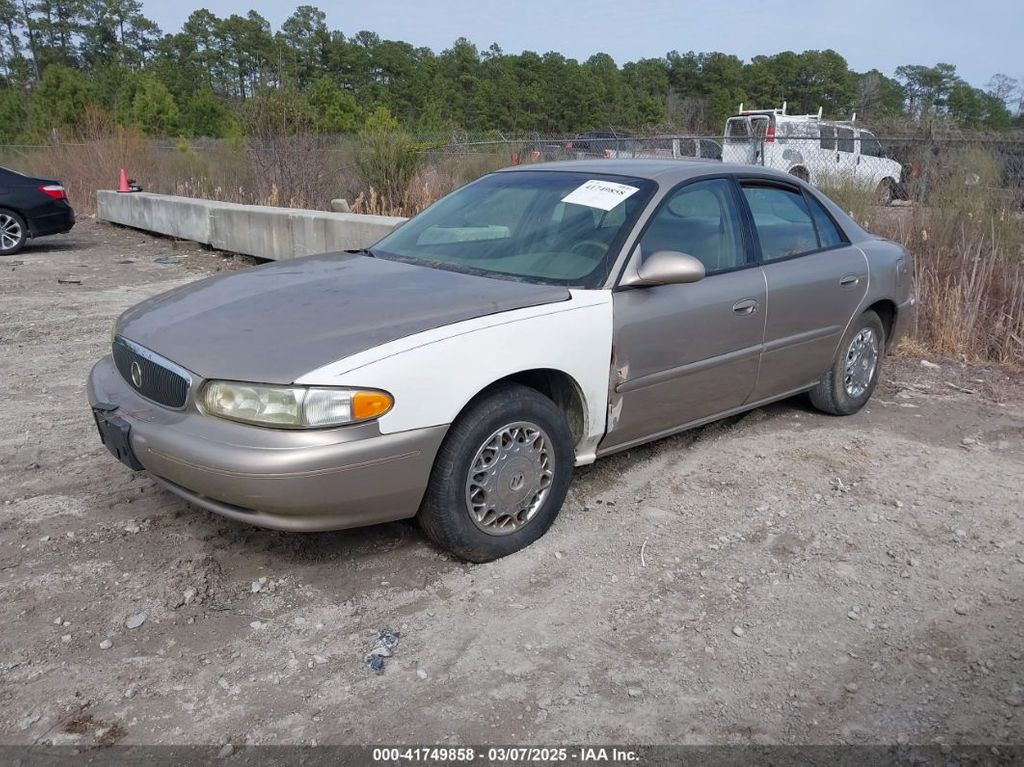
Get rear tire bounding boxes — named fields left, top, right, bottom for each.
left=0, top=209, right=27, bottom=256
left=809, top=311, right=885, bottom=416
left=418, top=384, right=574, bottom=562
left=789, top=166, right=810, bottom=183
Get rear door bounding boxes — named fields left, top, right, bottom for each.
left=723, top=116, right=768, bottom=165
left=739, top=180, right=868, bottom=400
left=603, top=177, right=766, bottom=453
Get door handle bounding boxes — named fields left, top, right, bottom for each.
left=732, top=298, right=759, bottom=315
left=839, top=274, right=860, bottom=287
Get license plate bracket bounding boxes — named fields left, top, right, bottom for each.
left=92, top=403, right=144, bottom=470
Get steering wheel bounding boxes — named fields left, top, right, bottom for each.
left=570, top=239, right=608, bottom=259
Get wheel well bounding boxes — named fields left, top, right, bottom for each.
left=867, top=299, right=896, bottom=348
left=475, top=369, right=587, bottom=446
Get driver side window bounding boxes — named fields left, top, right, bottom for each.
left=637, top=179, right=746, bottom=274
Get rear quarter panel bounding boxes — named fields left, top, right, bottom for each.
left=856, top=236, right=915, bottom=346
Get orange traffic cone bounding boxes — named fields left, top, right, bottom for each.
left=117, top=168, right=130, bottom=193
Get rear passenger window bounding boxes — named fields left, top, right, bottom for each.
left=742, top=185, right=819, bottom=261
left=805, top=194, right=846, bottom=248
left=819, top=125, right=836, bottom=150
left=638, top=179, right=745, bottom=274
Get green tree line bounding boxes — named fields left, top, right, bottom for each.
left=0, top=1, right=1019, bottom=143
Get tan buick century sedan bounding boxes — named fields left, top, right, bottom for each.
left=89, top=161, right=916, bottom=561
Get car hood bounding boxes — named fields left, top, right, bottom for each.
left=116, top=253, right=571, bottom=384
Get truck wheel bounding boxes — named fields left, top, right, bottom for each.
left=809, top=311, right=885, bottom=416
left=877, top=179, right=896, bottom=206
left=418, top=384, right=574, bottom=562
left=0, top=209, right=27, bottom=256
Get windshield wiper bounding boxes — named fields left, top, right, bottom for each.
left=345, top=247, right=376, bottom=257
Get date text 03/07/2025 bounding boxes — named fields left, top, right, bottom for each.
left=370, top=746, right=640, bottom=763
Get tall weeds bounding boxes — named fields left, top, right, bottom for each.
left=890, top=204, right=1024, bottom=365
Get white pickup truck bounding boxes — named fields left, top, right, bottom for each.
left=722, top=105, right=903, bottom=203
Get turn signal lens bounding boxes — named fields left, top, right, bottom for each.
left=352, top=391, right=394, bottom=420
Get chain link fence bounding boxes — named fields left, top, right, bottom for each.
left=3, top=129, right=1023, bottom=213
left=425, top=130, right=1024, bottom=208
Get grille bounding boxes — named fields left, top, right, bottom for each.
left=112, top=337, right=191, bottom=408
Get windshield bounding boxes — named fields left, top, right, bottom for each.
left=372, top=170, right=656, bottom=288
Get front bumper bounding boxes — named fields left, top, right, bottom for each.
left=87, top=355, right=447, bottom=532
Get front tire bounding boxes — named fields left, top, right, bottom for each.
left=0, top=209, right=27, bottom=255
left=809, top=310, right=885, bottom=416
left=877, top=179, right=896, bottom=206
left=418, top=384, right=574, bottom=562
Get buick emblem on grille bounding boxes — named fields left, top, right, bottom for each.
left=130, top=360, right=143, bottom=388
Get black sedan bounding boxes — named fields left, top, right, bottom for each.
left=0, top=166, right=76, bottom=255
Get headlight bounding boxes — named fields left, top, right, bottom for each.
left=201, top=382, right=393, bottom=428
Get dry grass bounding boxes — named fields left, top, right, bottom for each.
left=351, top=151, right=509, bottom=216
left=891, top=208, right=1024, bottom=365
left=4, top=117, right=359, bottom=213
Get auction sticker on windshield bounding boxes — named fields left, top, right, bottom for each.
left=561, top=179, right=640, bottom=211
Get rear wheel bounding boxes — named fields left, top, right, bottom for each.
left=809, top=310, right=885, bottom=416
left=418, top=384, right=574, bottom=562
left=0, top=209, right=27, bottom=255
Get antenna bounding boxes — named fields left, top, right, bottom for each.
left=738, top=102, right=744, bottom=113
left=817, top=106, right=823, bottom=120
left=851, top=111, right=856, bottom=123
left=782, top=101, right=787, bottom=115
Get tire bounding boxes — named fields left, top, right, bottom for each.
left=418, top=383, right=575, bottom=562
left=0, top=209, right=27, bottom=256
left=877, top=179, right=896, bottom=206
left=789, top=166, right=810, bottom=183
left=809, top=310, right=885, bottom=416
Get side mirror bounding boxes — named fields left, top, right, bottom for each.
left=620, top=250, right=706, bottom=287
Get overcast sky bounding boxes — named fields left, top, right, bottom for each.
left=142, top=0, right=1020, bottom=89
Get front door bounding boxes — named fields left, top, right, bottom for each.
left=738, top=180, right=869, bottom=400
left=601, top=178, right=766, bottom=454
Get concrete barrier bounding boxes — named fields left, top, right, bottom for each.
left=96, top=191, right=406, bottom=260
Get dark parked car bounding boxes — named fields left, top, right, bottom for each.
left=569, top=130, right=635, bottom=158
left=0, top=167, right=75, bottom=255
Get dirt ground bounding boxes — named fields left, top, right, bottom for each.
left=1, top=218, right=1022, bottom=748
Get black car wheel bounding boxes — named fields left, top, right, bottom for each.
left=418, top=383, right=575, bottom=562
left=0, top=209, right=27, bottom=256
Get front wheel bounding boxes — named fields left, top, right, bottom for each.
left=0, top=209, right=27, bottom=256
left=877, top=179, right=896, bottom=206
left=418, top=384, right=575, bottom=562
left=809, top=310, right=885, bottom=416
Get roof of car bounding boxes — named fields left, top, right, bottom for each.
left=497, top=158, right=795, bottom=184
